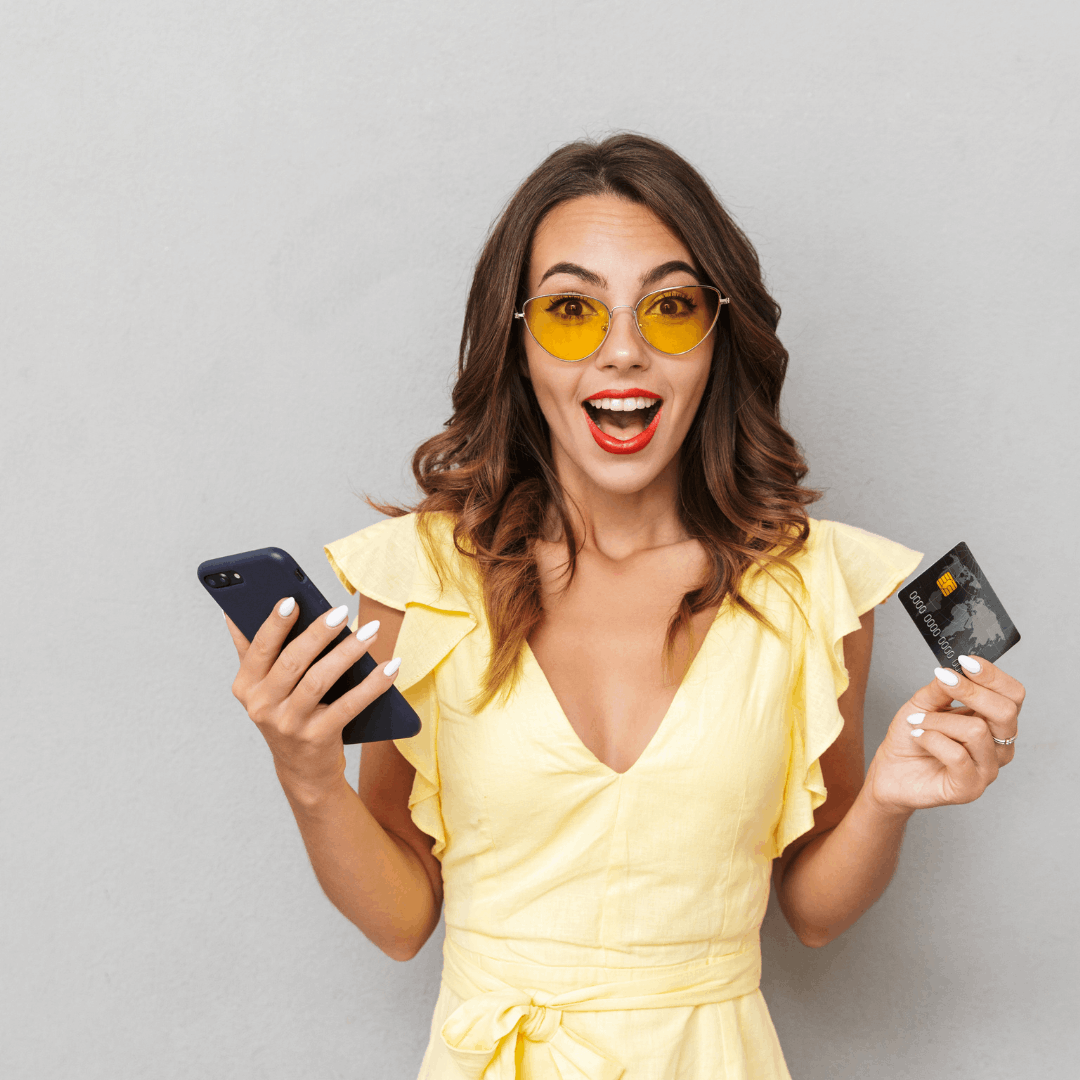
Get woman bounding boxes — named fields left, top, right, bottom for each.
left=226, top=134, right=1024, bottom=1079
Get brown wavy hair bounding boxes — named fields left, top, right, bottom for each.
left=372, top=133, right=820, bottom=710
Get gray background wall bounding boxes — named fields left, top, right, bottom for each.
left=2, top=1, right=1077, bottom=1077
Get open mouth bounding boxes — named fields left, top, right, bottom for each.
left=581, top=396, right=663, bottom=439
left=581, top=394, right=663, bottom=455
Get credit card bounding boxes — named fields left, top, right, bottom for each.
left=898, top=542, right=1020, bottom=673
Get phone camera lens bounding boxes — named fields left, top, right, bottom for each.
left=204, top=575, right=220, bottom=589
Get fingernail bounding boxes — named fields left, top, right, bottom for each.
left=935, top=666, right=960, bottom=687
left=324, top=604, right=349, bottom=628
left=906, top=712, right=926, bottom=725
left=383, top=657, right=401, bottom=677
left=356, top=619, right=380, bottom=642
left=278, top=597, right=295, bottom=617
left=911, top=728, right=925, bottom=738
left=958, top=655, right=982, bottom=674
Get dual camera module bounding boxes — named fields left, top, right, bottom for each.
left=203, top=566, right=306, bottom=589
left=204, top=571, right=244, bottom=589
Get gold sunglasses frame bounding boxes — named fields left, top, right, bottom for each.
left=514, top=285, right=730, bottom=363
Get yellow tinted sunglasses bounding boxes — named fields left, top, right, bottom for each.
left=515, top=285, right=728, bottom=363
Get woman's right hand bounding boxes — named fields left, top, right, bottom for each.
left=225, top=598, right=401, bottom=799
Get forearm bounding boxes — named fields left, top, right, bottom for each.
left=776, top=770, right=913, bottom=948
left=279, top=773, right=439, bottom=961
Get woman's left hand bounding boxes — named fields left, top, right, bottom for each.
left=865, top=656, right=1025, bottom=815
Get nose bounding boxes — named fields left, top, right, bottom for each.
left=594, top=305, right=648, bottom=372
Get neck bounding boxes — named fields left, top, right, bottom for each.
left=546, top=451, right=688, bottom=561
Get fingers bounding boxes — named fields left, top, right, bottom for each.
left=237, top=596, right=302, bottom=686
left=906, top=661, right=1021, bottom=747
left=939, top=665, right=1017, bottom=732
left=261, top=601, right=354, bottom=701
left=907, top=670, right=968, bottom=714
left=906, top=711, right=1000, bottom=796
left=955, top=654, right=1026, bottom=712
left=223, top=612, right=250, bottom=659
left=231, top=596, right=300, bottom=701
left=288, top=617, right=385, bottom=716
left=312, top=652, right=403, bottom=738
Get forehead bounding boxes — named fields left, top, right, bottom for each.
left=528, top=195, right=693, bottom=286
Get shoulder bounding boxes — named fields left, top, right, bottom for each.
left=323, top=511, right=477, bottom=615
left=797, top=517, right=924, bottom=617
left=323, top=512, right=454, bottom=612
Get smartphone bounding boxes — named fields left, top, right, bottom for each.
left=197, top=546, right=421, bottom=744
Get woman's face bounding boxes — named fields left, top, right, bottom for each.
left=522, top=194, right=714, bottom=500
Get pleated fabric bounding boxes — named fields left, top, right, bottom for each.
left=324, top=513, right=922, bottom=1079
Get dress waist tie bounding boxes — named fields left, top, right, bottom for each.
left=438, top=932, right=763, bottom=1080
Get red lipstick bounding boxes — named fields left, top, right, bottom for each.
left=582, top=388, right=661, bottom=402
left=583, top=401, right=663, bottom=455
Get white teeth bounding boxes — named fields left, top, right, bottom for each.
left=586, top=397, right=660, bottom=411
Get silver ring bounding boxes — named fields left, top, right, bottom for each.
left=992, top=734, right=1017, bottom=746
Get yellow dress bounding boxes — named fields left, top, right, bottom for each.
left=324, top=513, right=922, bottom=1080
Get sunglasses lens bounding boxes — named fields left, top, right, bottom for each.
left=636, top=286, right=719, bottom=354
left=523, top=294, right=609, bottom=362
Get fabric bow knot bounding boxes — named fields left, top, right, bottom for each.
left=438, top=933, right=762, bottom=1079
left=441, top=985, right=623, bottom=1080
left=518, top=998, right=560, bottom=1043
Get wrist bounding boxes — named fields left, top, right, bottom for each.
left=860, top=757, right=917, bottom=823
left=275, top=762, right=351, bottom=811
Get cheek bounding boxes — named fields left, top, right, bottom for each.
left=669, top=357, right=712, bottom=420
left=525, top=349, right=578, bottom=422
left=523, top=333, right=549, bottom=385
left=688, top=348, right=715, bottom=407
left=688, top=371, right=711, bottom=414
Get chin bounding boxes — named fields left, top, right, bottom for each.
left=598, top=457, right=671, bottom=493
left=555, top=431, right=679, bottom=498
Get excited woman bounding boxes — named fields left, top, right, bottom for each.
left=225, top=134, right=1025, bottom=1079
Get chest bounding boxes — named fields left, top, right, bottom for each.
left=432, top=594, right=797, bottom=942
left=526, top=540, right=721, bottom=774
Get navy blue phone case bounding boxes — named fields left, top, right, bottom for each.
left=197, top=547, right=421, bottom=744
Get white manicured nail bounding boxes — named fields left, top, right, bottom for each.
left=278, top=597, right=295, bottom=617
left=383, top=657, right=401, bottom=677
left=958, top=655, right=982, bottom=674
left=911, top=728, right=925, bottom=738
left=356, top=619, right=380, bottom=642
left=324, top=604, right=349, bottom=628
left=906, top=712, right=925, bottom=725
left=935, top=666, right=960, bottom=687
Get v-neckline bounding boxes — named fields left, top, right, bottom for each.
left=522, top=605, right=727, bottom=778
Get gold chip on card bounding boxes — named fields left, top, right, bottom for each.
left=935, top=571, right=958, bottom=597
left=900, top=543, right=1020, bottom=671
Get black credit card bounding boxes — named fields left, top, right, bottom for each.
left=898, top=542, right=1020, bottom=673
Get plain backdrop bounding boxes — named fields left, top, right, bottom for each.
left=2, top=1, right=1078, bottom=1077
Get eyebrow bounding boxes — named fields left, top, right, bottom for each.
left=639, top=260, right=701, bottom=290
left=537, top=259, right=702, bottom=291
left=538, top=262, right=607, bottom=289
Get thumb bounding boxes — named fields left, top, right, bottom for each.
left=223, top=611, right=251, bottom=660
left=906, top=666, right=965, bottom=715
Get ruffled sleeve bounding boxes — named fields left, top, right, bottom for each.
left=323, top=512, right=477, bottom=861
left=770, top=519, right=923, bottom=859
